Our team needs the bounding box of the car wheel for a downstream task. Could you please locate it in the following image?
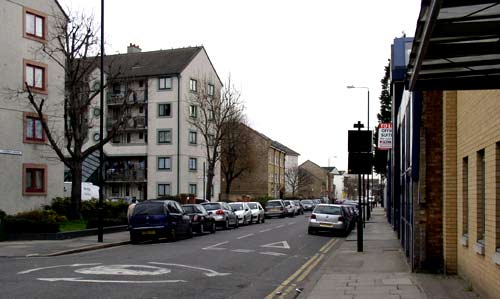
[308,227,316,235]
[234,218,239,229]
[223,219,229,230]
[168,228,177,242]
[243,217,248,226]
[187,225,193,238]
[210,221,216,233]
[199,223,205,234]
[130,232,139,244]
[261,216,265,223]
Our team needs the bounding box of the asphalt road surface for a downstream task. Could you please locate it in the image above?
[0,213,341,299]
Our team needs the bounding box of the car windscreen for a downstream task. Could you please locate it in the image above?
[133,203,165,216]
[229,203,243,210]
[182,206,196,213]
[202,203,221,211]
[248,203,258,209]
[266,201,281,207]
[314,205,341,215]
[301,200,312,204]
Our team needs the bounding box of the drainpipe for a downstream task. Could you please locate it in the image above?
[177,75,181,195]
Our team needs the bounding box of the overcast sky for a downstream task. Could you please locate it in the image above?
[59,0,421,170]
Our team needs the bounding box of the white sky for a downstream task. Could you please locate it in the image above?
[59,0,421,170]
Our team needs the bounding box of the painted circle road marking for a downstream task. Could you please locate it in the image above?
[75,265,171,276]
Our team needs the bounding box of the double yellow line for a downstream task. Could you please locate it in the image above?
[265,238,338,299]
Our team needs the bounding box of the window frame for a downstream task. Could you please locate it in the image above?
[157,156,172,171]
[208,83,215,96]
[189,105,198,119]
[23,112,46,144]
[22,163,47,195]
[159,77,173,90]
[158,103,172,118]
[157,129,172,144]
[188,157,197,171]
[189,130,197,145]
[23,7,47,42]
[189,183,197,195]
[23,59,48,94]
[158,183,171,197]
[189,79,197,92]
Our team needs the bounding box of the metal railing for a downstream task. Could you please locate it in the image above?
[105,168,146,182]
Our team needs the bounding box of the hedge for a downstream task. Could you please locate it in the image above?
[3,210,67,234]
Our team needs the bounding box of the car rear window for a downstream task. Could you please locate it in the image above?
[183,206,196,213]
[314,205,341,215]
[133,203,165,216]
[267,201,281,207]
[202,203,221,211]
[229,203,243,210]
[248,203,257,209]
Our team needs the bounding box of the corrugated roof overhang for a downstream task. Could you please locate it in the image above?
[407,0,500,90]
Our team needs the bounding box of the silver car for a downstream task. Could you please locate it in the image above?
[300,199,314,211]
[247,202,265,224]
[229,202,253,225]
[308,204,349,235]
[282,200,296,217]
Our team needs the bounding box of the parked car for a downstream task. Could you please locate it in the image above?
[308,204,350,236]
[340,205,356,230]
[282,200,296,217]
[129,200,193,243]
[182,204,216,234]
[201,202,239,229]
[300,199,314,211]
[265,199,287,218]
[229,202,253,225]
[247,202,265,224]
[293,200,304,215]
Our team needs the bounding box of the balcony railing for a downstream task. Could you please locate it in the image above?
[107,116,146,130]
[105,168,146,182]
[107,89,147,105]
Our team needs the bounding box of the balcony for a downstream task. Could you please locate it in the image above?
[107,89,147,106]
[105,168,146,182]
[107,116,146,131]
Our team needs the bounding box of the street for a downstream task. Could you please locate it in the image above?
[0,214,341,299]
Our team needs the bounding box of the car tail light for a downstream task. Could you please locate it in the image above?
[216,210,224,215]
[280,207,284,211]
[193,215,198,221]
[338,216,345,222]
[310,214,316,219]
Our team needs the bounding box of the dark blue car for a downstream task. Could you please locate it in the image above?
[129,200,193,243]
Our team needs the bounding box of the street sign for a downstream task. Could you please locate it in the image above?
[377,123,392,150]
[348,152,372,174]
[348,130,372,153]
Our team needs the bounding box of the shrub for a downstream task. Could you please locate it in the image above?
[0,209,6,240]
[3,210,67,234]
[253,196,276,207]
[44,197,72,217]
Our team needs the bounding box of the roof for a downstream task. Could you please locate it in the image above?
[104,47,203,79]
[407,0,500,90]
[243,124,299,156]
[322,166,340,175]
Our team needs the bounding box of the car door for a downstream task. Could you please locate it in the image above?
[223,203,236,224]
[175,201,191,233]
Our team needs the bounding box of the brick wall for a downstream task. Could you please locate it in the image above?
[456,90,500,299]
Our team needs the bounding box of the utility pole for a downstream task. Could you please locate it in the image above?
[353,121,364,252]
[97,0,105,243]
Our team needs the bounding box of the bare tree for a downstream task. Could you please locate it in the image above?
[285,166,300,197]
[343,175,358,199]
[220,121,253,196]
[23,12,132,219]
[297,168,315,198]
[189,77,244,201]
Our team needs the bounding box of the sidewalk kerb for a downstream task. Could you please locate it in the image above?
[43,241,130,257]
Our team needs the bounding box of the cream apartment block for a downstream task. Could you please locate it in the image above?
[86,45,222,201]
[0,0,66,214]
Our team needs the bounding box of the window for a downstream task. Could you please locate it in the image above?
[188,158,197,171]
[24,61,46,91]
[208,84,215,96]
[208,109,215,121]
[111,185,119,195]
[139,106,143,114]
[477,149,486,244]
[24,113,44,143]
[112,83,121,94]
[159,77,172,90]
[24,8,46,40]
[158,103,171,117]
[189,131,197,145]
[139,132,143,140]
[158,157,172,171]
[208,134,215,146]
[189,79,197,92]
[157,129,172,144]
[462,157,469,236]
[23,164,46,195]
[158,183,171,197]
[189,105,198,119]
[189,184,197,195]
[126,133,131,143]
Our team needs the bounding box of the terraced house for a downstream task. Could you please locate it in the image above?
[84,45,222,201]
[0,0,66,214]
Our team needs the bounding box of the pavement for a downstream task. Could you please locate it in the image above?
[304,207,480,299]
[0,231,130,257]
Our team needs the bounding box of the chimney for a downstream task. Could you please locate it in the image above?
[127,43,141,54]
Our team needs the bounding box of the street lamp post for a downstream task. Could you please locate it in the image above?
[347,85,371,221]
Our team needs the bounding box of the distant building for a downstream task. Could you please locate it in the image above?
[298,160,329,199]
[0,0,67,214]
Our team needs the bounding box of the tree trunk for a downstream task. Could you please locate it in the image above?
[206,168,214,202]
[69,163,82,219]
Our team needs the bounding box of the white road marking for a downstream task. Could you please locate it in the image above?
[37,277,186,283]
[231,249,255,253]
[75,265,170,276]
[18,263,102,274]
[276,225,285,228]
[288,222,296,225]
[259,228,272,233]
[149,262,230,277]
[237,233,254,240]
[260,241,291,249]
[26,254,39,257]
[202,241,228,250]
[259,252,287,257]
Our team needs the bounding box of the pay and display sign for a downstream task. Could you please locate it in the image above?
[377,123,392,150]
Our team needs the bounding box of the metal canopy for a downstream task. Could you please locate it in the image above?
[407,0,500,90]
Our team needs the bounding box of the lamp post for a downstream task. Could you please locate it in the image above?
[347,85,371,220]
[97,0,105,243]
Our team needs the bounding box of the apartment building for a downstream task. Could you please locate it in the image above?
[85,45,222,201]
[298,160,330,199]
[0,0,66,214]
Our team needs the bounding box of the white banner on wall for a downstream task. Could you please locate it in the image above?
[377,123,392,150]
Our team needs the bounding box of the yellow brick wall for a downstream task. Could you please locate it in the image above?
[455,90,500,299]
